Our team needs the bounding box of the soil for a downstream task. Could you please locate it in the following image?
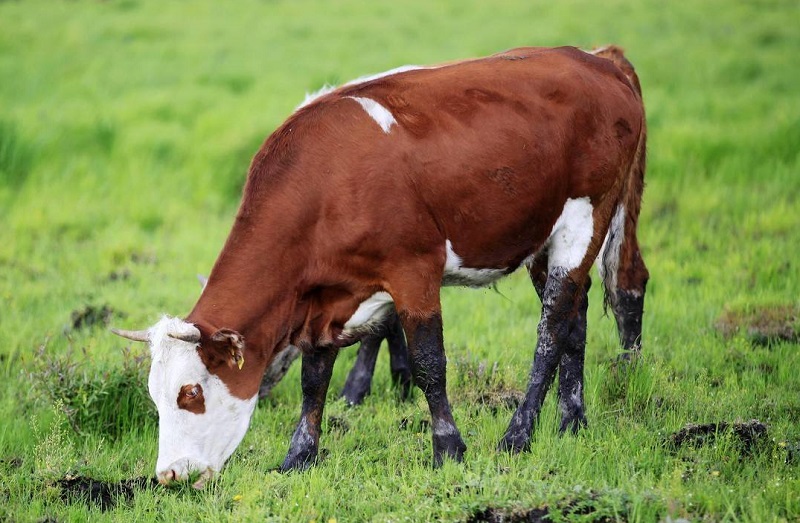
[467,507,550,522]
[70,305,117,331]
[668,419,768,453]
[466,496,619,523]
[715,304,799,345]
[327,416,350,434]
[56,476,158,511]
[474,389,524,414]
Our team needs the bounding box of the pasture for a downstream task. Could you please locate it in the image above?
[1,0,798,521]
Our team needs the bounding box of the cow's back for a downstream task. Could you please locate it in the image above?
[287,47,643,272]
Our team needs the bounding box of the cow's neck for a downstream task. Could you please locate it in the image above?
[186,206,310,392]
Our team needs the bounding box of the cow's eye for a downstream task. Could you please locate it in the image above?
[177,383,206,414]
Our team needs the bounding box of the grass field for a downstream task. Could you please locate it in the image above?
[1,0,799,521]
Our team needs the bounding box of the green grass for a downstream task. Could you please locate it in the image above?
[1,0,799,521]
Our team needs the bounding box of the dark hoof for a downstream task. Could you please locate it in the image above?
[497,431,530,454]
[279,447,318,472]
[340,386,370,406]
[340,371,373,406]
[432,434,466,468]
[558,414,588,435]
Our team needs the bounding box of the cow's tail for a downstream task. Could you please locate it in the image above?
[590,44,643,96]
[594,46,649,351]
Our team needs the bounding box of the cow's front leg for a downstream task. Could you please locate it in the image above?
[499,267,578,452]
[402,311,466,467]
[557,278,590,434]
[280,345,338,471]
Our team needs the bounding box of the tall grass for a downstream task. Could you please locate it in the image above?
[0,119,33,191]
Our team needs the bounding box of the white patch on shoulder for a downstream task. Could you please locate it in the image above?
[547,197,595,271]
[346,96,397,133]
[443,240,507,288]
[342,291,395,337]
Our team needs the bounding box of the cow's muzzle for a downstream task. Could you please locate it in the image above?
[157,459,214,489]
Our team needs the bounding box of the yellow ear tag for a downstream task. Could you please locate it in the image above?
[229,349,244,370]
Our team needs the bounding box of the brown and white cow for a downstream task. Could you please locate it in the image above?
[113,45,648,486]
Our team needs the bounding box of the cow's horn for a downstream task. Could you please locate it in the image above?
[168,327,202,344]
[111,328,150,343]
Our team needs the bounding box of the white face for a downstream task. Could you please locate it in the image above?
[146,317,257,485]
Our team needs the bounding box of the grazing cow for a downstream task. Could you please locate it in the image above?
[112,45,648,486]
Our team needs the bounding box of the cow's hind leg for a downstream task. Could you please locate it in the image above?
[340,332,383,406]
[524,256,590,437]
[557,277,590,434]
[499,266,582,452]
[280,345,338,471]
[340,310,411,405]
[385,310,413,400]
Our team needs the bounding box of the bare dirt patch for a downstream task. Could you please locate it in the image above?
[467,506,550,522]
[466,495,621,523]
[715,304,799,345]
[69,304,117,331]
[473,389,524,414]
[327,416,350,434]
[667,419,768,453]
[56,475,158,511]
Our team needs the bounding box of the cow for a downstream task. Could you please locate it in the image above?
[112,45,648,487]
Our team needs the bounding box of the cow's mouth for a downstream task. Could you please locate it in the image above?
[157,459,214,489]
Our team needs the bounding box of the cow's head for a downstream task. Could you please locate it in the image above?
[112,316,257,488]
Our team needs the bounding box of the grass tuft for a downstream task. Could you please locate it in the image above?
[28,342,156,440]
[0,119,34,190]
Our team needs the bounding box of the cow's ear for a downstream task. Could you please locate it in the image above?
[210,329,245,370]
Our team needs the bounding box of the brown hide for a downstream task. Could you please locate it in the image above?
[186,46,645,399]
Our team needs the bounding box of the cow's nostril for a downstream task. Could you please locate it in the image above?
[157,469,178,486]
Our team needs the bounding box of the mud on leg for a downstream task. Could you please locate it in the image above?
[499,267,581,452]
